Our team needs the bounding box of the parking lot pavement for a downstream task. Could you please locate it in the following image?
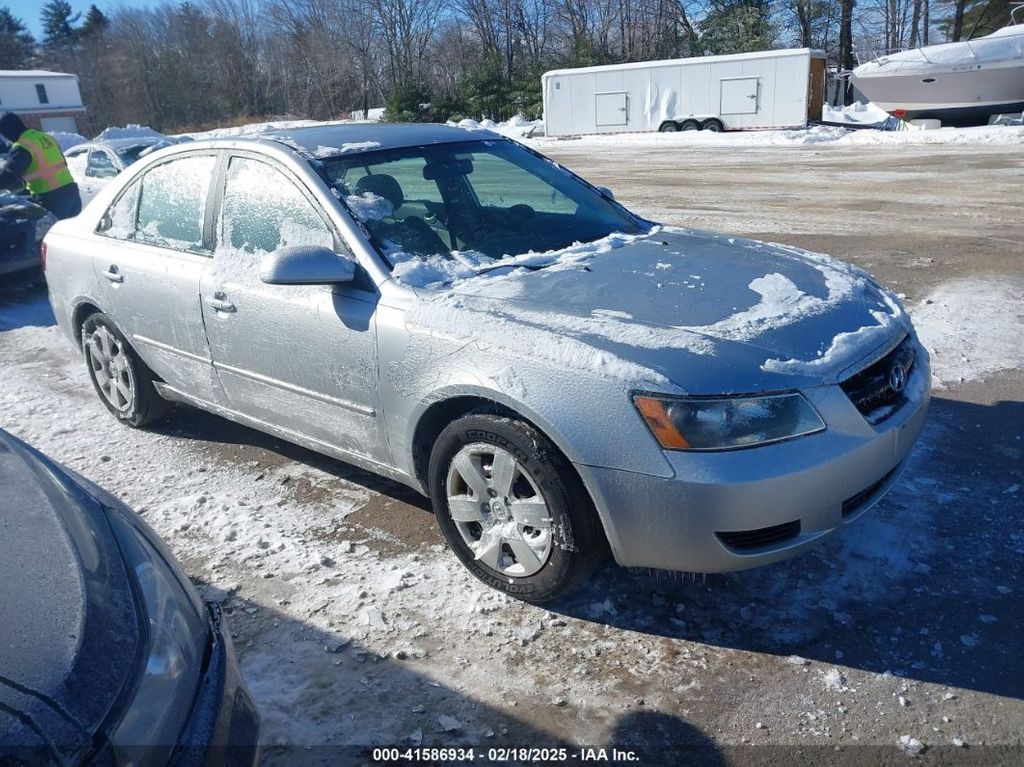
[1,142,1021,761]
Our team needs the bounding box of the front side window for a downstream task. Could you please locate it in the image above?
[86,150,118,179]
[135,155,216,252]
[321,139,642,273]
[219,156,334,256]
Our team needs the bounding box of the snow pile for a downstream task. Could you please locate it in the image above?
[910,277,1024,386]
[451,115,544,138]
[51,131,86,151]
[94,125,165,141]
[523,123,1024,149]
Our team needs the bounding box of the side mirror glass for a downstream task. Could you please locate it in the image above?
[260,245,355,285]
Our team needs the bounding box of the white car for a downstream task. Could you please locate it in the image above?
[64,136,188,206]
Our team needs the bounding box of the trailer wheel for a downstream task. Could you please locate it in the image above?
[658,121,680,132]
[701,119,724,132]
[680,120,700,131]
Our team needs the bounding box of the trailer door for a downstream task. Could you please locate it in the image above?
[720,77,759,115]
[595,91,628,127]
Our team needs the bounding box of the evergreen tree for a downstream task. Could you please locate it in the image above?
[80,4,110,38]
[40,0,80,47]
[0,6,35,68]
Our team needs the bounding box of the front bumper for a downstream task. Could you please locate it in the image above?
[172,603,260,767]
[577,360,931,573]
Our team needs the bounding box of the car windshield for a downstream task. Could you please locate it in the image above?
[116,143,158,165]
[319,139,644,270]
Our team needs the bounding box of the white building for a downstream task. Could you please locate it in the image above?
[542,48,826,136]
[0,70,87,134]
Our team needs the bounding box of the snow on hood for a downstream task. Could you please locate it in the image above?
[403,228,910,392]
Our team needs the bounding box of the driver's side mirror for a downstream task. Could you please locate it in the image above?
[597,186,615,200]
[260,245,355,285]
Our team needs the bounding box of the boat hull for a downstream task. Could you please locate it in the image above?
[852,62,1024,126]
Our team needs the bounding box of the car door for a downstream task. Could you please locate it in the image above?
[200,153,388,464]
[92,153,220,402]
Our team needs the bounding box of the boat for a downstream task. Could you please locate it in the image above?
[850,8,1024,127]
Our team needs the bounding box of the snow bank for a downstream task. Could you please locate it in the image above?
[451,115,544,138]
[522,123,1024,149]
[910,277,1024,386]
[51,131,86,151]
[94,124,165,141]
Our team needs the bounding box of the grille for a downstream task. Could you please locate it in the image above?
[842,467,899,517]
[840,335,915,422]
[717,520,801,551]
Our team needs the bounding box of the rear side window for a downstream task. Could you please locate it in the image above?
[219,156,333,255]
[135,155,216,252]
[86,150,117,179]
[101,179,141,239]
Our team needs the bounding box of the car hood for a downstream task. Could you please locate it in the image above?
[413,228,910,393]
[0,432,139,760]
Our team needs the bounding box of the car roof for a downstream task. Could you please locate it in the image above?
[255,122,499,160]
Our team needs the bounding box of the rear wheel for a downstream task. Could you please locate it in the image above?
[658,121,680,132]
[680,120,700,131]
[82,313,169,427]
[429,413,606,603]
[701,119,724,132]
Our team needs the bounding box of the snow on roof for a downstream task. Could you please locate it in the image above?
[0,70,78,79]
[257,123,498,159]
[543,47,825,78]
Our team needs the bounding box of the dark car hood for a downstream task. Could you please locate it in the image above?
[0,433,139,760]
[436,229,910,392]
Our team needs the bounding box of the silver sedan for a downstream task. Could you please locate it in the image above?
[42,124,930,602]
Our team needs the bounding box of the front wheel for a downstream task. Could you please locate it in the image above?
[82,313,169,427]
[429,414,606,603]
[701,119,724,133]
[658,121,680,132]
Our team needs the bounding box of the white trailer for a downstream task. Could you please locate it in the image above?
[542,48,826,136]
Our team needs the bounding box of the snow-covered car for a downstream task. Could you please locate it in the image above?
[42,123,930,602]
[64,136,187,206]
[0,428,259,762]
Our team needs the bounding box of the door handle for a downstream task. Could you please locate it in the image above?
[206,291,236,313]
[102,265,123,283]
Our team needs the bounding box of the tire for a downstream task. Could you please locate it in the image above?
[428,413,606,603]
[82,313,170,428]
[658,121,680,132]
[680,120,700,132]
[701,119,724,133]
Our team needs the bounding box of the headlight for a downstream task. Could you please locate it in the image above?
[104,508,208,763]
[634,392,825,450]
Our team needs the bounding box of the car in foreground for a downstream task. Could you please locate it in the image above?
[43,123,930,602]
[0,429,259,764]
[64,135,188,206]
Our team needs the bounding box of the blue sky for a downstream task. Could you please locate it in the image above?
[6,1,166,39]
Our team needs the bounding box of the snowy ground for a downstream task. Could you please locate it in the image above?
[2,140,1022,762]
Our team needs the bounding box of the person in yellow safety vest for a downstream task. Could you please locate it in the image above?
[0,112,82,220]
